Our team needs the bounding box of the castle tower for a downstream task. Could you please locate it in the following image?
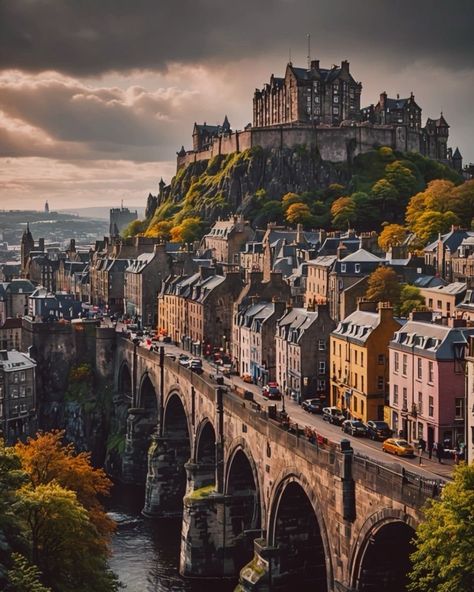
[452,147,463,173]
[21,223,34,274]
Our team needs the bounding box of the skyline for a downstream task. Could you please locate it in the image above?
[1,0,473,210]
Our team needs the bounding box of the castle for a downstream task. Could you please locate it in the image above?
[177,60,462,172]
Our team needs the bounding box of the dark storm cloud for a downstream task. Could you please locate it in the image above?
[1,0,473,75]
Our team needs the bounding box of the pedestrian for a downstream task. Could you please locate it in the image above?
[436,441,444,464]
[454,445,460,465]
[429,442,435,460]
[418,437,426,454]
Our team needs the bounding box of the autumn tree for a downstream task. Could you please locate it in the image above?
[411,210,459,246]
[121,219,146,238]
[14,432,114,547]
[331,197,357,229]
[365,266,401,306]
[144,219,173,240]
[385,160,420,200]
[7,553,51,592]
[408,463,474,592]
[378,224,407,251]
[281,192,303,211]
[170,216,203,243]
[285,202,313,226]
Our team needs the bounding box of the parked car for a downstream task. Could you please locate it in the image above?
[382,438,415,457]
[366,420,393,441]
[189,359,203,374]
[242,373,253,384]
[341,419,367,437]
[262,382,281,400]
[301,398,325,414]
[179,354,191,367]
[322,407,345,425]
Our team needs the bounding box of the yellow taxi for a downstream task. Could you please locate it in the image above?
[242,373,253,384]
[382,438,415,457]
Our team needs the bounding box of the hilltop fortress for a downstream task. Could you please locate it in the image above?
[177,60,462,171]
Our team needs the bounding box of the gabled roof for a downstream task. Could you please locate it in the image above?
[332,310,383,344]
[341,248,382,263]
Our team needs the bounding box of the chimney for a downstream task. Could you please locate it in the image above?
[341,60,349,73]
[69,239,76,252]
[377,301,394,321]
[199,265,216,280]
[409,310,433,323]
[357,298,377,313]
[311,59,320,70]
[38,238,45,251]
[296,223,303,244]
[380,91,387,107]
[447,317,467,328]
[337,242,348,260]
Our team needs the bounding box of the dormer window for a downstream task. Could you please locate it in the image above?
[341,264,346,273]
[355,264,361,273]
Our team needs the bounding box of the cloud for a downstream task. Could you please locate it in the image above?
[0,1,473,76]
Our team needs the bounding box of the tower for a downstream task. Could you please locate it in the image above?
[44,200,49,213]
[21,223,34,274]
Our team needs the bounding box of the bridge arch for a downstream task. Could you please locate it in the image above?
[350,509,417,592]
[194,419,216,464]
[268,472,332,592]
[137,372,158,412]
[224,441,262,569]
[118,362,132,398]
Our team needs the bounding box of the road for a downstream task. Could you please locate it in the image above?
[119,330,453,483]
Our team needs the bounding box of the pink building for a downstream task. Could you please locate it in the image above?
[388,311,472,450]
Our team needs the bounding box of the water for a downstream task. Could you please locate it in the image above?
[107,485,236,592]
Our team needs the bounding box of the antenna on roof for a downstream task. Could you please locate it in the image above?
[307,33,311,70]
[288,47,292,65]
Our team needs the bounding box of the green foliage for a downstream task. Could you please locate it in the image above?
[170,216,204,243]
[397,285,426,317]
[7,553,51,592]
[365,266,401,306]
[285,203,314,227]
[121,219,146,238]
[408,463,474,592]
[331,197,357,229]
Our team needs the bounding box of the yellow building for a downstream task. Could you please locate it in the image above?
[330,300,401,422]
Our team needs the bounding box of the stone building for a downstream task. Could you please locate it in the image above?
[0,349,36,444]
[193,117,231,151]
[89,258,131,313]
[305,255,337,307]
[330,301,401,423]
[109,205,137,237]
[276,304,335,402]
[424,228,474,282]
[201,216,255,266]
[233,300,286,384]
[254,60,362,127]
[389,313,472,449]
[124,244,173,327]
[419,282,466,318]
[0,280,35,324]
[0,318,22,351]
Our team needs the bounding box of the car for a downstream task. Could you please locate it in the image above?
[262,382,281,400]
[382,438,415,457]
[341,419,368,437]
[242,373,253,384]
[322,407,345,425]
[189,359,203,374]
[179,354,191,367]
[366,420,393,441]
[164,353,176,361]
[301,398,325,414]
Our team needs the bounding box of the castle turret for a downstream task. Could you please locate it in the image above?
[452,147,463,173]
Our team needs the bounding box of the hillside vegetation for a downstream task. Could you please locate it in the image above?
[125,145,471,246]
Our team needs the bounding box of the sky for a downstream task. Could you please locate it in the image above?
[0,0,473,211]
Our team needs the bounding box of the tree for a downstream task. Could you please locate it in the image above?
[385,160,420,200]
[408,463,474,592]
[121,219,146,238]
[331,197,357,229]
[281,192,303,210]
[7,553,51,592]
[365,266,401,306]
[144,219,173,240]
[285,202,313,226]
[397,285,426,317]
[170,217,203,243]
[371,178,399,217]
[378,224,407,251]
[411,210,459,246]
[14,432,114,548]
[15,483,119,592]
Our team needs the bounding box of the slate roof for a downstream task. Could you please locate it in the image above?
[421,282,467,297]
[332,310,382,345]
[424,229,474,253]
[341,248,382,263]
[391,320,474,360]
[276,307,321,344]
[0,350,36,371]
[413,275,447,289]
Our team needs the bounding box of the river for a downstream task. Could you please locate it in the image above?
[107,485,236,592]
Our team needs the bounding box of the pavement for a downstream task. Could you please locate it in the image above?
[116,329,454,483]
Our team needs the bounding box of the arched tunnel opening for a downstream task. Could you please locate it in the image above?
[194,421,216,489]
[272,481,328,592]
[161,394,191,513]
[356,521,415,592]
[226,449,261,569]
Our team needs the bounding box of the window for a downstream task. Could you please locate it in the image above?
[393,384,399,406]
[361,352,364,367]
[418,392,423,415]
[402,387,408,410]
[353,397,358,413]
[428,361,434,383]
[377,376,384,390]
[429,396,434,417]
[355,263,361,273]
[20,371,26,382]
[334,96,339,103]
[361,400,365,416]
[354,373,358,389]
[341,264,346,273]
[402,354,407,376]
[455,398,464,420]
[378,354,384,365]
[437,300,442,309]
[361,375,364,391]
[318,339,326,351]
[354,350,358,364]
[318,361,326,374]
[417,358,422,379]
[333,106,339,115]
[332,340,335,355]
[394,352,399,372]
[317,379,325,391]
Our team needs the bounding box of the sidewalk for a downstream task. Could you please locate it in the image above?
[415,452,455,479]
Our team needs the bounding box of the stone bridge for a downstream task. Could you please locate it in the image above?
[112,337,439,592]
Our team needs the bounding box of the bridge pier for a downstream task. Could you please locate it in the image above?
[121,408,156,485]
[143,432,190,517]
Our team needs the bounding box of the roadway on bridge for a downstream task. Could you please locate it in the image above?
[134,337,454,482]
